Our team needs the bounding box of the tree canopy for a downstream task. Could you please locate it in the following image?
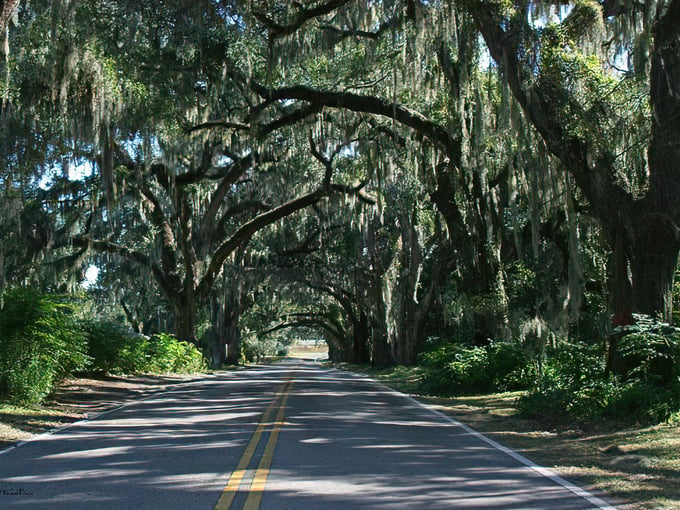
[1,0,679,377]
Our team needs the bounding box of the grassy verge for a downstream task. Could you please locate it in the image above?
[333,362,680,510]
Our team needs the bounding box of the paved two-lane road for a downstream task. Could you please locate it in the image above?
[0,360,615,509]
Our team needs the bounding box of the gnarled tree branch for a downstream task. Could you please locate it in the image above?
[250,81,462,158]
[253,0,353,39]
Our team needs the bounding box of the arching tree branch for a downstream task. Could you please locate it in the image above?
[470,2,634,234]
[196,188,327,301]
[250,81,462,159]
[253,0,353,39]
[71,236,176,298]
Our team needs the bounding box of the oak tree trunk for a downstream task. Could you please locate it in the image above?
[223,321,241,365]
[630,214,680,322]
[352,310,371,363]
[173,297,197,344]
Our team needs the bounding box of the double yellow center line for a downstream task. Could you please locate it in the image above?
[214,374,293,510]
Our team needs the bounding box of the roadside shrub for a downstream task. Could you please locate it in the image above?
[520,374,680,425]
[240,328,293,363]
[605,382,680,424]
[418,344,488,394]
[518,342,610,421]
[145,333,207,374]
[83,320,207,375]
[82,318,138,374]
[0,288,90,403]
[418,341,529,395]
[616,314,680,384]
[488,342,533,390]
[501,361,542,390]
[518,322,680,425]
[107,333,150,374]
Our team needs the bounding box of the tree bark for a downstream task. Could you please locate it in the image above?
[0,0,19,38]
[636,0,680,322]
[173,296,197,344]
[630,213,680,321]
[371,334,391,368]
[223,320,241,365]
[352,310,371,363]
[608,222,633,374]
[210,291,242,366]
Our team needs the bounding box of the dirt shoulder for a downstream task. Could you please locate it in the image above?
[0,373,202,451]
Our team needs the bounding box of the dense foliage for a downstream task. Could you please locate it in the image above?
[0,289,207,404]
[1,1,679,423]
[415,313,680,424]
[0,288,89,403]
[518,316,680,424]
[418,341,532,395]
[84,321,207,375]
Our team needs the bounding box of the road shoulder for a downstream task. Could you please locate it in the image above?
[0,373,201,451]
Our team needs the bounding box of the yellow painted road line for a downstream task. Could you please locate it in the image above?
[214,378,291,510]
[243,380,292,510]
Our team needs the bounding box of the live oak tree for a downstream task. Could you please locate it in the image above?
[238,134,380,363]
[2,0,370,364]
[236,1,555,352]
[240,1,680,338]
[3,0,678,371]
[469,0,680,324]
[256,145,446,366]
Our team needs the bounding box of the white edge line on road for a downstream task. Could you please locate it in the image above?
[0,374,219,457]
[331,366,617,510]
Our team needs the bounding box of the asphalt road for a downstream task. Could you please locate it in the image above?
[0,360,615,509]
